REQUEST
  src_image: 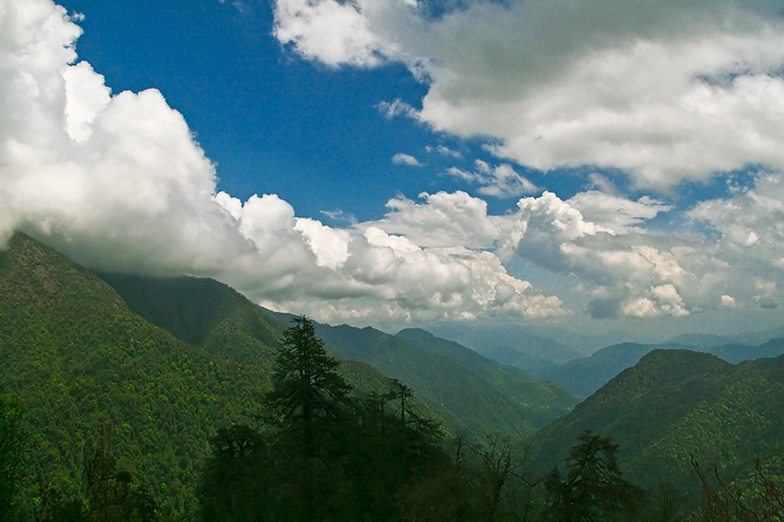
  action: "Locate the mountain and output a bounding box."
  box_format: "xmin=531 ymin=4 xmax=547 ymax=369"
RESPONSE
xmin=97 ymin=272 xmax=283 ymax=368
xmin=707 ymin=337 xmax=784 ymax=363
xmin=100 ymin=272 xmax=575 ymax=440
xmin=98 ymin=274 xmax=407 ymax=407
xmin=0 ymin=234 xmax=270 ymax=517
xmin=309 ymin=322 xmax=541 ymax=439
xmin=395 ymin=328 xmax=578 ymax=426
xmin=541 ymin=343 xmax=668 ymax=397
xmin=261 ymin=310 xmax=575 ymax=439
xmin=528 ymin=349 xmax=784 ymax=492
xmin=427 ymin=322 xmax=583 ymax=376
xmin=542 ymin=338 xmax=784 ymax=398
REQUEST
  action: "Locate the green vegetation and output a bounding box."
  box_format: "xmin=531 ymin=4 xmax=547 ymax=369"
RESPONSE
xmin=0 ymin=234 xmax=269 ymax=518
xmin=396 ymin=328 xmax=578 ymax=426
xmin=529 ymin=349 xmax=784 ymax=498
xmin=543 ymin=430 xmax=645 ymax=521
xmin=198 ymin=317 xmax=459 ymax=521
xmin=311 ymin=322 xmax=544 ymax=439
xmin=0 ymin=384 xmax=27 ymax=521
xmin=541 ymin=338 xmax=784 ymax=398
xmin=101 ymin=274 xmax=573 ymax=440
xmin=4 ymin=232 xmax=784 ymax=520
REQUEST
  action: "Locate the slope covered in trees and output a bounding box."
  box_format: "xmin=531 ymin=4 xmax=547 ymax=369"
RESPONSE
xmin=395 ymin=328 xmax=578 ymax=426
xmin=541 ymin=338 xmax=784 ymax=397
xmin=0 ymin=234 xmax=270 ymax=517
xmin=529 ymin=349 xmax=784 ymax=494
xmin=99 ymin=273 xmax=576 ymax=440
xmin=302 ymin=321 xmax=544 ymax=439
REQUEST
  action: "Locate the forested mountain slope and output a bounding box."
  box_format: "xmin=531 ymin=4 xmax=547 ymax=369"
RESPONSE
xmin=395 ymin=328 xmax=578 ymax=426
xmin=529 ymin=349 xmax=784 ymax=492
xmin=0 ymin=234 xmax=269 ymax=517
xmin=309 ymin=322 xmax=541 ymax=439
xmin=97 ymin=272 xmax=283 ymax=368
xmin=428 ymin=322 xmax=582 ymax=376
xmin=101 ymin=272 xmax=419 ymax=409
xmin=541 ymin=342 xmax=664 ymax=397
xmin=101 ymin=273 xmax=549 ymax=438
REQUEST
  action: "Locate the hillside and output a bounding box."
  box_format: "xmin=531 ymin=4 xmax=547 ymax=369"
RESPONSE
xmin=427 ymin=322 xmax=582 ymax=376
xmin=97 ymin=273 xmax=283 ymax=368
xmin=101 ymin=273 xmax=552 ymax=439
xmin=395 ymin=328 xmax=578 ymax=426
xmin=542 ymin=339 xmax=784 ymax=397
xmin=97 ymin=273 xmax=391 ymax=393
xmin=309 ymin=322 xmax=541 ymax=439
xmin=528 ymin=349 xmax=784 ymax=492
xmin=0 ymin=234 xmax=270 ymax=517
xmin=541 ymin=343 xmax=662 ymax=397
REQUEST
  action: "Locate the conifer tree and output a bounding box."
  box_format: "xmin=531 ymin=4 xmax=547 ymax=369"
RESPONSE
xmin=545 ymin=430 xmax=644 ymax=521
xmin=265 ymin=315 xmax=354 ymax=520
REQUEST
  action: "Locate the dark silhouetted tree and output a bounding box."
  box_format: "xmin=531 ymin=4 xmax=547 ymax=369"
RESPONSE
xmin=265 ymin=315 xmax=354 ymax=520
xmin=198 ymin=424 xmax=272 ymax=522
xmin=545 ymin=430 xmax=644 ymax=521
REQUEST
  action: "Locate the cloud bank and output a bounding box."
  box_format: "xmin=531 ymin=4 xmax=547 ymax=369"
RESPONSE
xmin=274 ymin=0 xmax=784 ymax=188
xmin=2 ymin=0 xmax=783 ymax=328
xmin=0 ymin=0 xmax=568 ymax=325
xmin=269 ymin=0 xmax=784 ymax=319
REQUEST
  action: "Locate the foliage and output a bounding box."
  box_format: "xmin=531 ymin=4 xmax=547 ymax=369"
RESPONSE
xmin=528 ymin=349 xmax=784 ymax=494
xmin=0 ymin=234 xmax=268 ymax=518
xmin=0 ymin=383 xmax=27 ymax=521
xmin=312 ymin=322 xmax=541 ymax=440
xmin=544 ymin=430 xmax=645 ymax=521
xmin=199 ymin=317 xmax=467 ymax=521
xmin=690 ymin=456 xmax=784 ymax=521
xmin=395 ymin=328 xmax=579 ymax=427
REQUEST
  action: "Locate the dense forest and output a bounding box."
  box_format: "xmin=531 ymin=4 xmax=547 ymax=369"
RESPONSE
xmin=3 ymin=232 xmax=784 ymax=520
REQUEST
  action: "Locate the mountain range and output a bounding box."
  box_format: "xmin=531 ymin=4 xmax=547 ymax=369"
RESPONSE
xmin=4 ymin=231 xmax=784 ymax=518
xmin=0 ymin=232 xmax=576 ymax=516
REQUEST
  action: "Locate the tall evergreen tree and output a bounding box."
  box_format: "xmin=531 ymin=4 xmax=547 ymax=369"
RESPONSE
xmin=545 ymin=430 xmax=644 ymax=521
xmin=265 ymin=315 xmax=354 ymax=520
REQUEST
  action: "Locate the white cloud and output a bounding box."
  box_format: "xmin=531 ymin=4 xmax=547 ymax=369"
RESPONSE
xmin=0 ymin=0 xmax=566 ymax=325
xmin=447 ymin=160 xmax=538 ymax=197
xmin=273 ymin=0 xmax=382 ymax=67
xmin=392 ymin=152 xmax=423 ymax=167
xmin=567 ymin=191 xmax=671 ymax=234
xmin=273 ymin=0 xmax=784 ymax=188
xmin=5 ymin=0 xmax=784 ymax=328
xmin=361 ymin=191 xmax=513 ymax=249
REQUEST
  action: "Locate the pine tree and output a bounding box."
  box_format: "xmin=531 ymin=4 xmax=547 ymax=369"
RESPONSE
xmin=265 ymin=315 xmax=354 ymax=520
xmin=545 ymin=430 xmax=644 ymax=521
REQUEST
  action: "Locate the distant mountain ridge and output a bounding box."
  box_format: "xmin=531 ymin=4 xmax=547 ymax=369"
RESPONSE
xmin=529 ymin=348 xmax=784 ymax=493
xmin=395 ymin=328 xmax=577 ymax=426
xmin=540 ymin=337 xmax=784 ymax=397
xmin=99 ymin=271 xmax=577 ymax=441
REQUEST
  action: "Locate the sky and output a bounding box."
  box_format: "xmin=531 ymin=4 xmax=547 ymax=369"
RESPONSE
xmin=2 ymin=0 xmax=784 ymax=341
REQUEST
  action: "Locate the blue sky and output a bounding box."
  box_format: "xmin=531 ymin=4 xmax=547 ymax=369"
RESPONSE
xmin=3 ymin=0 xmax=784 ymax=340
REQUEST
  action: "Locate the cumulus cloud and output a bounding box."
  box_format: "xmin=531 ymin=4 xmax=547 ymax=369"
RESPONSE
xmin=567 ymin=191 xmax=671 ymax=234
xmin=0 ymin=0 xmax=566 ymax=325
xmin=5 ymin=0 xmax=784 ymax=327
xmin=360 ymin=191 xmax=514 ymax=249
xmin=272 ymin=0 xmax=784 ymax=188
xmin=447 ymin=160 xmax=538 ymax=197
